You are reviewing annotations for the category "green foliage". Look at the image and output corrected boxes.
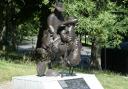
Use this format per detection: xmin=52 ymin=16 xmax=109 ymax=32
xmin=17 ymin=20 xmax=39 ymax=43
xmin=64 ymin=0 xmax=128 ymax=48
xmin=0 ymin=0 xmax=128 ymax=50
xmin=65 ymin=0 xmax=95 ymax=16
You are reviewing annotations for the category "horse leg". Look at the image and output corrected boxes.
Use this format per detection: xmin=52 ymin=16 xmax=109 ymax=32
xmin=48 ymin=61 xmax=52 ymax=69
xmin=69 ymin=66 xmax=71 ymax=74
xmin=71 ymin=67 xmax=74 ymax=75
xmin=68 ymin=66 xmax=74 ymax=75
xmin=36 ymin=61 xmax=47 ymax=77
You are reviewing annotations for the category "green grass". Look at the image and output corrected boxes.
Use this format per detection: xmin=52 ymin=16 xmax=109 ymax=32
xmin=0 ymin=60 xmax=36 ymax=82
xmin=95 ymin=71 xmax=128 ymax=89
xmin=0 ymin=60 xmax=128 ymax=89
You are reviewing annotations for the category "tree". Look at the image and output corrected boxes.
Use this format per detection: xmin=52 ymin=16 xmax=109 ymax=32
xmin=0 ymin=0 xmax=55 ymax=50
xmin=0 ymin=0 xmax=17 ymax=50
xmin=0 ymin=0 xmax=5 ymax=48
xmin=64 ymin=0 xmax=128 ymax=69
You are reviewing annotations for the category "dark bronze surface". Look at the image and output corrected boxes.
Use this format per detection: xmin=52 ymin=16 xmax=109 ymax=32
xmin=35 ymin=2 xmax=81 ymax=76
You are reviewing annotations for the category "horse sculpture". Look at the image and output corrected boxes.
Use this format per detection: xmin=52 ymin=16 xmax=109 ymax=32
xmin=35 ymin=19 xmax=81 ymax=76
xmin=35 ymin=2 xmax=81 ymax=76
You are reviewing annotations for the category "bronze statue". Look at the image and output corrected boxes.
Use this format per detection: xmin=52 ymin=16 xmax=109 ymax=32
xmin=35 ymin=2 xmax=81 ymax=76
xmin=59 ymin=17 xmax=81 ymax=74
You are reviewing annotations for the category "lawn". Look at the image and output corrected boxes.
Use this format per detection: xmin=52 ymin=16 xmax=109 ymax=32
xmin=0 ymin=60 xmax=36 ymax=82
xmin=95 ymin=71 xmax=128 ymax=89
xmin=0 ymin=60 xmax=128 ymax=89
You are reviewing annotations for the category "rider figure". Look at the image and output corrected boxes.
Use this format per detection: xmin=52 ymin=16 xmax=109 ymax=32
xmin=47 ymin=2 xmax=77 ymax=42
xmin=47 ymin=2 xmax=64 ymax=40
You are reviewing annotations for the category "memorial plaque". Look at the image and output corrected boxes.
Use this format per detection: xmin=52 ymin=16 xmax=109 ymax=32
xmin=58 ymin=78 xmax=90 ymax=89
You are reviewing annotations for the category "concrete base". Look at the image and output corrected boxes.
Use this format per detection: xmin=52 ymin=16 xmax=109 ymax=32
xmin=12 ymin=73 xmax=104 ymax=89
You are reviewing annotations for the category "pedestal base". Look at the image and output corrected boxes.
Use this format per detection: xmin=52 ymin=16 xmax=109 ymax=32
xmin=12 ymin=73 xmax=104 ymax=89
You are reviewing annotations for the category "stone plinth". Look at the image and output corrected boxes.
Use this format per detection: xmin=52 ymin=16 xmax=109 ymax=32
xmin=12 ymin=73 xmax=104 ymax=89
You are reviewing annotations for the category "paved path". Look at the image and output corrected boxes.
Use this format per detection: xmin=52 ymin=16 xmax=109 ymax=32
xmin=17 ymin=36 xmax=37 ymax=53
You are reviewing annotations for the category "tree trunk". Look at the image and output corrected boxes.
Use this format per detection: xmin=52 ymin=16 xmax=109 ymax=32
xmin=36 ymin=4 xmax=51 ymax=48
xmin=80 ymin=33 xmax=82 ymax=43
xmin=91 ymin=39 xmax=102 ymax=70
xmin=84 ymin=34 xmax=86 ymax=45
xmin=0 ymin=0 xmax=5 ymax=50
xmin=95 ymin=44 xmax=102 ymax=70
xmin=2 ymin=0 xmax=17 ymax=50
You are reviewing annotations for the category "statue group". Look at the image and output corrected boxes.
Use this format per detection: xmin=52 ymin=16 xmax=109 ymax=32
xmin=35 ymin=2 xmax=81 ymax=76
